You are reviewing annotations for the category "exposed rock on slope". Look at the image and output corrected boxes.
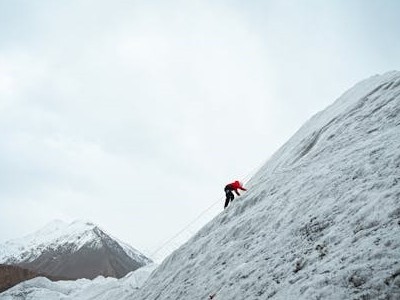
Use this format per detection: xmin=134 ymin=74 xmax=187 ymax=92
xmin=134 ymin=71 xmax=400 ymax=300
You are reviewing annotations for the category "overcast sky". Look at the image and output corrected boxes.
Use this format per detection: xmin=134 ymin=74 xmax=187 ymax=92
xmin=1 ymin=0 xmax=400 ymax=261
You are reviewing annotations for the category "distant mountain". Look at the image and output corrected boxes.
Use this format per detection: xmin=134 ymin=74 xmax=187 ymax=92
xmin=0 ymin=220 xmax=152 ymax=280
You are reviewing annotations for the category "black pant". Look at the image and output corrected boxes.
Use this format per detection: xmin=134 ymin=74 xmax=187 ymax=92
xmin=224 ymin=188 xmax=234 ymax=209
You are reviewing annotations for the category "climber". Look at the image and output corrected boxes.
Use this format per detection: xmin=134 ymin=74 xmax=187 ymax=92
xmin=224 ymin=180 xmax=247 ymax=209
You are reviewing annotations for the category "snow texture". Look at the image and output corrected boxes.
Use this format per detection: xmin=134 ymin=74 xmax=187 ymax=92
xmin=0 ymin=220 xmax=150 ymax=266
xmin=133 ymin=71 xmax=400 ymax=300
xmin=0 ymin=264 xmax=157 ymax=300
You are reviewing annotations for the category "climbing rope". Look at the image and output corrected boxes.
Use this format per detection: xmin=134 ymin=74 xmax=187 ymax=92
xmin=150 ymin=197 xmax=222 ymax=259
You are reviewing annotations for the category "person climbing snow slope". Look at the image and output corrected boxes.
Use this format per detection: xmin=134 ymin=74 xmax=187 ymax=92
xmin=224 ymin=180 xmax=247 ymax=209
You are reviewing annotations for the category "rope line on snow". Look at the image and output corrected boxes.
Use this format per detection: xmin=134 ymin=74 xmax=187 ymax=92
xmin=150 ymin=198 xmax=222 ymax=258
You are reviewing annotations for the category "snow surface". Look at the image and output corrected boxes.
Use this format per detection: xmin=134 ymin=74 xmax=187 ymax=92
xmin=2 ymin=71 xmax=400 ymax=299
xmin=0 ymin=220 xmax=150 ymax=266
xmin=0 ymin=264 xmax=158 ymax=300
xmin=131 ymin=71 xmax=400 ymax=299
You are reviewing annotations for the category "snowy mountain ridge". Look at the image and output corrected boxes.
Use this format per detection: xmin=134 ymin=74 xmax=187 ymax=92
xmin=0 ymin=220 xmax=152 ymax=280
xmin=0 ymin=220 xmax=149 ymax=266
xmin=0 ymin=220 xmax=95 ymax=263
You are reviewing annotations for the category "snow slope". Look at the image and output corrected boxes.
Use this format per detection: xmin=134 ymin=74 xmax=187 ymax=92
xmin=132 ymin=71 xmax=400 ymax=299
xmin=0 ymin=264 xmax=157 ymax=300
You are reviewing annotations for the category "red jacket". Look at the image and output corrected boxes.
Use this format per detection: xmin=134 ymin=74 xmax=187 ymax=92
xmin=225 ymin=180 xmax=247 ymax=195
